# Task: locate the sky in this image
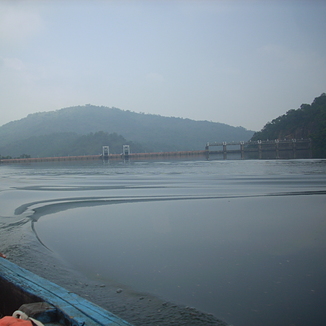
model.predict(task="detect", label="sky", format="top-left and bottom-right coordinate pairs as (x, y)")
top-left (1, 0), bottom-right (326, 131)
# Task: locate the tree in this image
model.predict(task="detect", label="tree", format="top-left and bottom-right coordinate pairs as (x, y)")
top-left (251, 93), bottom-right (326, 157)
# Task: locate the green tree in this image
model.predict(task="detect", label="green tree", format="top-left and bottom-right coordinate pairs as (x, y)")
top-left (251, 93), bottom-right (326, 157)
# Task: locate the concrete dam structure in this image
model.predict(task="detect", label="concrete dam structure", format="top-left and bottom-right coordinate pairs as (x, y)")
top-left (205, 139), bottom-right (312, 160)
top-left (0, 139), bottom-right (313, 164)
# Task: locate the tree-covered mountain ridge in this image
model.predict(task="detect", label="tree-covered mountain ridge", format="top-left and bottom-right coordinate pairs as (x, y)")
top-left (0, 105), bottom-right (254, 157)
top-left (251, 93), bottom-right (326, 157)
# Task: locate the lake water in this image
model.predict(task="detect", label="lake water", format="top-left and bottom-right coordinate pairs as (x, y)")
top-left (1, 158), bottom-right (326, 326)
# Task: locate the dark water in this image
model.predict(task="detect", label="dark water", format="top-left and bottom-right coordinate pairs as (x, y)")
top-left (1, 159), bottom-right (326, 326)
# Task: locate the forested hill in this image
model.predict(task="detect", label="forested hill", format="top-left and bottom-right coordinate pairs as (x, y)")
top-left (0, 106), bottom-right (254, 158)
top-left (251, 93), bottom-right (326, 157)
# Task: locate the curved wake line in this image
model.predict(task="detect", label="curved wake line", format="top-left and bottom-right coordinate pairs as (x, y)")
top-left (26, 195), bottom-right (220, 221)
top-left (31, 221), bottom-right (52, 251)
top-left (16, 189), bottom-right (326, 220)
top-left (15, 190), bottom-right (326, 249)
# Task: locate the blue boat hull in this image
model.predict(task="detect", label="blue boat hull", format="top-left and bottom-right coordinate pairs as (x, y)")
top-left (0, 258), bottom-right (132, 326)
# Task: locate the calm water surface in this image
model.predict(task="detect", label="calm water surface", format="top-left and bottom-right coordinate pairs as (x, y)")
top-left (1, 159), bottom-right (326, 326)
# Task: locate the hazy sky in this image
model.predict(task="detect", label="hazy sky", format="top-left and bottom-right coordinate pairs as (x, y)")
top-left (1, 0), bottom-right (326, 131)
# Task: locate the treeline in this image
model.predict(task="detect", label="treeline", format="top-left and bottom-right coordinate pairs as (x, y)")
top-left (0, 154), bottom-right (31, 160)
top-left (0, 131), bottom-right (145, 159)
top-left (251, 93), bottom-right (326, 157)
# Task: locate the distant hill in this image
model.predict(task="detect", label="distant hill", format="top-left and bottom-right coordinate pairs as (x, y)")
top-left (0, 131), bottom-right (146, 158)
top-left (0, 106), bottom-right (254, 157)
top-left (251, 93), bottom-right (326, 157)
top-left (0, 105), bottom-right (254, 158)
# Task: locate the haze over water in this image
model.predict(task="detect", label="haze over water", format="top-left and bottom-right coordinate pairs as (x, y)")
top-left (1, 159), bottom-right (326, 326)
